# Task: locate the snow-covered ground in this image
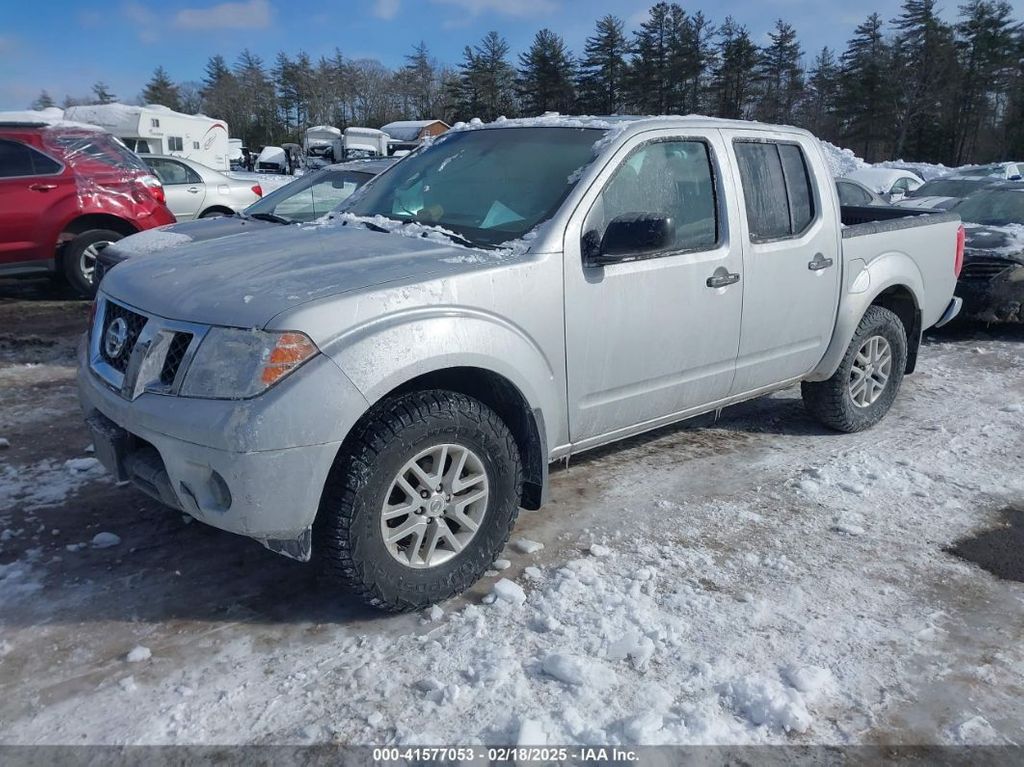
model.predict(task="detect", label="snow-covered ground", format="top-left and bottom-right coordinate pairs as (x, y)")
top-left (0, 296), bottom-right (1022, 747)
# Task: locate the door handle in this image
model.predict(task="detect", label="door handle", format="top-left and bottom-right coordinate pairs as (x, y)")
top-left (808, 254), bottom-right (835, 271)
top-left (706, 271), bottom-right (740, 288)
top-left (187, 186), bottom-right (200, 194)
top-left (29, 183), bottom-right (57, 192)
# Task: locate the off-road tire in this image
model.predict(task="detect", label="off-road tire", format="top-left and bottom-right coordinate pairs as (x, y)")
top-left (314, 390), bottom-right (522, 612)
top-left (802, 305), bottom-right (908, 433)
top-left (62, 229), bottom-right (123, 297)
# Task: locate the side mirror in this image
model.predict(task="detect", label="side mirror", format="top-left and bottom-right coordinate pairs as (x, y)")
top-left (584, 213), bottom-right (675, 266)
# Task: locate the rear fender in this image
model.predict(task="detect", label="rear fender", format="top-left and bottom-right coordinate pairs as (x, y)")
top-left (806, 252), bottom-right (923, 382)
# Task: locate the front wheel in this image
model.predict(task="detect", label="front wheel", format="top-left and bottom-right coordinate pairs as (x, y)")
top-left (314, 390), bottom-right (523, 612)
top-left (802, 305), bottom-right (908, 433)
top-left (62, 229), bottom-right (123, 297)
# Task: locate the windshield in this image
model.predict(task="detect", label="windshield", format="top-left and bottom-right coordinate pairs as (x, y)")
top-left (952, 189), bottom-right (1024, 225)
top-left (245, 168), bottom-right (376, 222)
top-left (908, 178), bottom-right (993, 198)
top-left (344, 127), bottom-right (606, 248)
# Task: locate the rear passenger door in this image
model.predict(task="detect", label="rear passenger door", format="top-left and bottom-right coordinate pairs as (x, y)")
top-left (723, 132), bottom-right (841, 394)
top-left (0, 138), bottom-right (69, 266)
top-left (147, 158), bottom-right (205, 219)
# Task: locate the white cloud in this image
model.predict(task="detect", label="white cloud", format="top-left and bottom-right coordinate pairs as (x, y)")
top-left (121, 2), bottom-right (159, 42)
top-left (374, 0), bottom-right (400, 20)
top-left (431, 0), bottom-right (557, 18)
top-left (173, 0), bottom-right (273, 30)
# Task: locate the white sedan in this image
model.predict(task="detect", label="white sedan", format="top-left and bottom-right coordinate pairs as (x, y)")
top-left (141, 154), bottom-right (263, 220)
top-left (843, 168), bottom-right (924, 202)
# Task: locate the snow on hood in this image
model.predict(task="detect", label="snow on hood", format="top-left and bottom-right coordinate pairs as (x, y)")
top-left (100, 221), bottom-right (517, 329)
top-left (111, 228), bottom-right (194, 257)
top-left (964, 222), bottom-right (1024, 261)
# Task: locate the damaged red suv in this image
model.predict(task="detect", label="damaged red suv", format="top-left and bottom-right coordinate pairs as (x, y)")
top-left (0, 122), bottom-right (175, 296)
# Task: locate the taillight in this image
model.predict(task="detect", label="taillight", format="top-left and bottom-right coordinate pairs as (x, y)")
top-left (954, 224), bottom-right (965, 278)
top-left (251, 184), bottom-right (263, 197)
top-left (137, 174), bottom-right (166, 205)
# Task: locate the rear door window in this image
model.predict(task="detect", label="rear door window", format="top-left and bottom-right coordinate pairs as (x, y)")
top-left (0, 139), bottom-right (61, 178)
top-left (734, 140), bottom-right (816, 242)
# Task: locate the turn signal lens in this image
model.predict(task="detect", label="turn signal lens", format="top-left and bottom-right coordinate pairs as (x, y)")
top-left (261, 332), bottom-right (318, 385)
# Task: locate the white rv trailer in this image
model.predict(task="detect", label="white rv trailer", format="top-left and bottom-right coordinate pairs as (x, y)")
top-left (64, 103), bottom-right (231, 170)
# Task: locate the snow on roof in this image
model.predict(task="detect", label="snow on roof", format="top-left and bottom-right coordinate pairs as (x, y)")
top-left (64, 103), bottom-right (224, 131)
top-left (380, 119), bottom-right (449, 141)
top-left (845, 167), bottom-right (924, 192)
top-left (306, 125), bottom-right (341, 137)
top-left (0, 108), bottom-right (106, 132)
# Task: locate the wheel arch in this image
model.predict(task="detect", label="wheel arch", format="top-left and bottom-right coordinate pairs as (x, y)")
top-left (807, 253), bottom-right (924, 382)
top-left (336, 366), bottom-right (548, 510)
top-left (199, 205), bottom-right (235, 218)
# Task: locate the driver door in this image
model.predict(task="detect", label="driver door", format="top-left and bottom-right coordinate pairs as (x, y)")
top-left (563, 129), bottom-right (744, 447)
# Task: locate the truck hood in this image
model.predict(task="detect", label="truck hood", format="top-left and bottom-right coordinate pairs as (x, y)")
top-left (101, 222), bottom-right (505, 328)
top-left (103, 216), bottom-right (281, 263)
top-left (963, 223), bottom-right (1024, 264)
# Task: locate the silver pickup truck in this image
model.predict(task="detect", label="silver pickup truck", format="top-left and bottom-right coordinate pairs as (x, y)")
top-left (79, 116), bottom-right (964, 611)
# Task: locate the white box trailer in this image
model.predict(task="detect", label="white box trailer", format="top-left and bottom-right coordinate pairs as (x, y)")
top-left (64, 103), bottom-right (230, 170)
top-left (343, 127), bottom-right (388, 158)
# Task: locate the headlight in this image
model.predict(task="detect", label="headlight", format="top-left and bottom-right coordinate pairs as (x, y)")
top-left (180, 328), bottom-right (318, 399)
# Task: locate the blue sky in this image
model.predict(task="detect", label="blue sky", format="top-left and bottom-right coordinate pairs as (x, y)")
top-left (2, 0), bottom-right (1023, 110)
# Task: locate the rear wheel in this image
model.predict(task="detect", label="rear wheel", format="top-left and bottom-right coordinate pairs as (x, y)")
top-left (802, 305), bottom-right (908, 433)
top-left (62, 229), bottom-right (123, 297)
top-left (199, 208), bottom-right (230, 219)
top-left (314, 390), bottom-right (522, 612)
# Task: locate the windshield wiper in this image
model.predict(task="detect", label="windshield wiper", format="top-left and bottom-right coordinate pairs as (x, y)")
top-left (247, 212), bottom-right (292, 225)
top-left (423, 228), bottom-right (477, 248)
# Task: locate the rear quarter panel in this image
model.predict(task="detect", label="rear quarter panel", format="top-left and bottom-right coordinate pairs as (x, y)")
top-left (808, 213), bottom-right (960, 380)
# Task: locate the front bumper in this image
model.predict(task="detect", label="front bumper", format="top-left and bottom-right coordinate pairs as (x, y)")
top-left (77, 336), bottom-right (369, 557)
top-left (957, 263), bottom-right (1024, 323)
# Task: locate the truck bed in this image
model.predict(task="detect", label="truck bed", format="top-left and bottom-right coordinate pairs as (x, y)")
top-left (839, 205), bottom-right (961, 332)
top-left (840, 205), bottom-right (960, 237)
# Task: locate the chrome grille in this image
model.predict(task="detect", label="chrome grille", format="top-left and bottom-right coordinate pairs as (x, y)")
top-left (100, 302), bottom-right (147, 372)
top-left (160, 332), bottom-right (193, 385)
top-left (960, 259), bottom-right (1013, 280)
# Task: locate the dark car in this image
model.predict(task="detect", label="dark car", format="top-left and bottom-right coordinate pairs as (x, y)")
top-left (95, 158), bottom-right (395, 282)
top-left (949, 183), bottom-right (1024, 322)
top-left (896, 176), bottom-right (1003, 211)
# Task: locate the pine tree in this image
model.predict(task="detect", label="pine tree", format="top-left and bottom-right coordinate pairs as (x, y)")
top-left (517, 29), bottom-right (576, 115)
top-left (755, 20), bottom-right (804, 124)
top-left (712, 17), bottom-right (759, 118)
top-left (401, 42), bottom-right (441, 119)
top-left (91, 81), bottom-right (116, 104)
top-left (576, 15), bottom-right (629, 114)
top-left (891, 0), bottom-right (957, 160)
top-left (838, 14), bottom-right (897, 160)
top-left (628, 2), bottom-right (676, 113)
top-left (141, 66), bottom-right (181, 110)
top-left (801, 48), bottom-right (842, 141)
top-left (953, 0), bottom-right (1017, 162)
top-left (453, 31), bottom-right (518, 121)
top-left (235, 50), bottom-right (277, 144)
top-left (31, 90), bottom-right (55, 110)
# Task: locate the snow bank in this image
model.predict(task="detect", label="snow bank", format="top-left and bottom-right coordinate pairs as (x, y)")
top-left (820, 141), bottom-right (867, 178)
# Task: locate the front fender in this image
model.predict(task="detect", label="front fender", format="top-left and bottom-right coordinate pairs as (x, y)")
top-left (321, 306), bottom-right (566, 452)
top-left (806, 252), bottom-right (923, 382)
